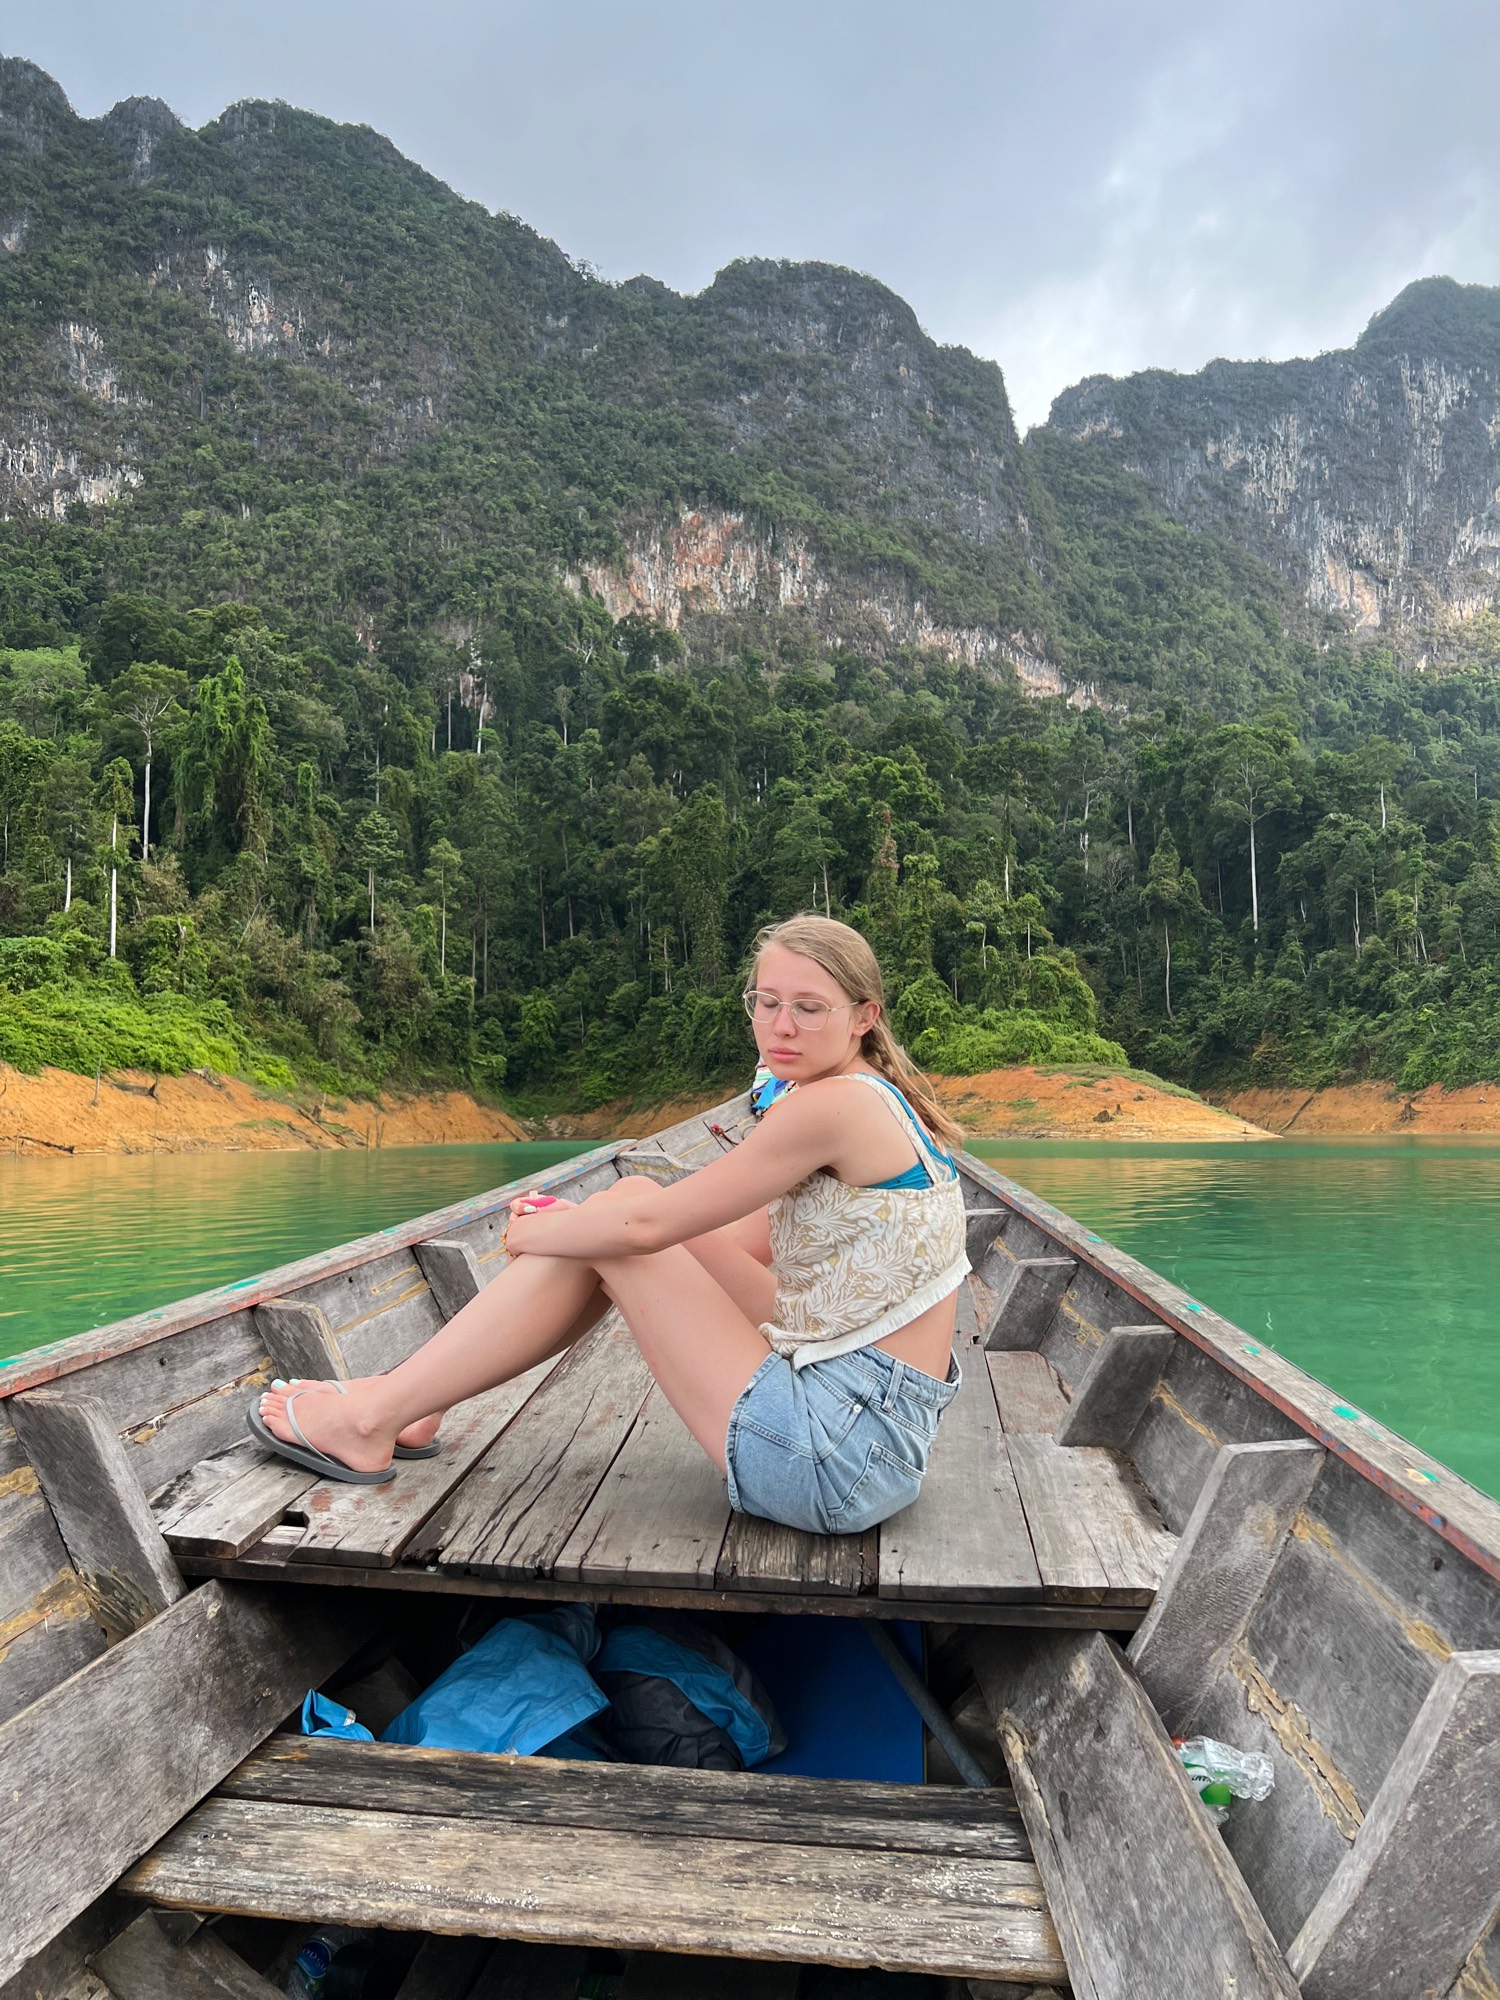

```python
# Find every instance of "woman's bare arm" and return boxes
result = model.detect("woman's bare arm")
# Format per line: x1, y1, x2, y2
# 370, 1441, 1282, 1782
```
503, 1080, 909, 1261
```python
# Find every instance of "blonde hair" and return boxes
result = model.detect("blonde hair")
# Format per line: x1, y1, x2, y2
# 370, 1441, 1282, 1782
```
749, 913, 965, 1150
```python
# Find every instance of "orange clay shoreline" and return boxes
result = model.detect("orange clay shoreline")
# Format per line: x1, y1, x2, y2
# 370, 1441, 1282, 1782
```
7, 1060, 1500, 1157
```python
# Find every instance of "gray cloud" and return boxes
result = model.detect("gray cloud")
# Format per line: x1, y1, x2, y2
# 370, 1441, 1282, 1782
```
9, 0, 1500, 426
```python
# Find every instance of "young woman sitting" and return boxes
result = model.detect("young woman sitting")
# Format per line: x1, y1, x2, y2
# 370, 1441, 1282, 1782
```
251, 914, 970, 1536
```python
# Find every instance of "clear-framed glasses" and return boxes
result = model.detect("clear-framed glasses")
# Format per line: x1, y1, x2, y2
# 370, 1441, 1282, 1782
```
742, 989, 854, 1030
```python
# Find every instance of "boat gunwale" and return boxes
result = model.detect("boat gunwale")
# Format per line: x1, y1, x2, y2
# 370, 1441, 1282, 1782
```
960, 1153, 1500, 1584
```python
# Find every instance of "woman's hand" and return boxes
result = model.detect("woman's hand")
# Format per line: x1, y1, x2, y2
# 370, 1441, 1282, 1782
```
501, 1190, 564, 1257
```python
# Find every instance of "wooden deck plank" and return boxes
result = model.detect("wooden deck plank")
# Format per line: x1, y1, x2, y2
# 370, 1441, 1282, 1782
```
554, 1386, 731, 1589
408, 1319, 652, 1578
0, 1581, 373, 1988
714, 1513, 875, 1594
987, 1350, 1069, 1434
93, 1909, 283, 2000
125, 1797, 1066, 1984
878, 1337, 1041, 1603
286, 1362, 560, 1569
1004, 1431, 1176, 1606
156, 1444, 318, 1562
222, 1736, 1032, 1858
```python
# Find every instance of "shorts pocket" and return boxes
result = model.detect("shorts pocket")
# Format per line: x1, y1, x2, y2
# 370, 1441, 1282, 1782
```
825, 1440, 926, 1535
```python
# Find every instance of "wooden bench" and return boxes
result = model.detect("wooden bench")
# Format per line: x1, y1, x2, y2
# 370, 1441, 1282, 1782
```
121, 1735, 1069, 1986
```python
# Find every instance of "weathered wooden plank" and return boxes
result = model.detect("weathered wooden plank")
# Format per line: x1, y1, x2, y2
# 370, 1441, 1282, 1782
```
411, 1319, 652, 1577
414, 1239, 485, 1319
1243, 1505, 1447, 1813
982, 1259, 1077, 1351
963, 1204, 1015, 1272
0, 1418, 108, 1727
619, 1952, 798, 2000
987, 1351, 1069, 1434
254, 1299, 347, 1380
223, 1734, 1032, 1859
1288, 1650, 1500, 2000
0, 1580, 374, 1988
126, 1797, 1065, 1983
1450, 1927, 1498, 2000
879, 1351, 1041, 1603
393, 1936, 496, 2000
287, 1364, 559, 1569
155, 1443, 317, 1562
1055, 1326, 1174, 1449
970, 1629, 1301, 2000
10, 1391, 184, 1642
555, 1386, 731, 1589
1127, 1336, 1307, 1533
714, 1512, 875, 1594
1004, 1432, 1175, 1606
1128, 1439, 1325, 1734
93, 1909, 283, 2000
1037, 1261, 1150, 1391
71, 1312, 273, 1500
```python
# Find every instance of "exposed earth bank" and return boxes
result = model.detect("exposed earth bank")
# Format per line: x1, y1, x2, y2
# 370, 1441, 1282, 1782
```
543, 1067, 1271, 1142
0, 1064, 526, 1155
1215, 1082, 1500, 1135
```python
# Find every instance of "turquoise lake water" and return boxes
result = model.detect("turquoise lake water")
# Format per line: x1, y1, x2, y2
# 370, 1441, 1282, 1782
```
1, 1135, 1495, 1497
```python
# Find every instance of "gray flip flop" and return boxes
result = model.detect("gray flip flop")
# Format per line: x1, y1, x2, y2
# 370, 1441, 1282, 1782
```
281, 1378, 442, 1459
247, 1390, 397, 1484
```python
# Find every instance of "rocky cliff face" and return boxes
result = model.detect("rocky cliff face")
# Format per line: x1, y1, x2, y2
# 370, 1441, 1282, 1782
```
1048, 279, 1500, 631
571, 506, 1088, 701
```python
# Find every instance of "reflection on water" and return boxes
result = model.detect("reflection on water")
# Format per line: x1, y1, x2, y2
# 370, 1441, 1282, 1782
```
2, 1133, 1495, 1499
969, 1137, 1500, 1499
0, 1143, 590, 1359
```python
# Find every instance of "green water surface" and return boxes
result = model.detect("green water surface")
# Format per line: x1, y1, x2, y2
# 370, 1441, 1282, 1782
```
1, 1136, 1495, 1498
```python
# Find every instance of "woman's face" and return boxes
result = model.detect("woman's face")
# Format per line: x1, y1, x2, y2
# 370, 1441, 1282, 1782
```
748, 942, 880, 1082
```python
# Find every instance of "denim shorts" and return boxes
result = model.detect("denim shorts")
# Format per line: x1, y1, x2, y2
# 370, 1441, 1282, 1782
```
724, 1344, 961, 1536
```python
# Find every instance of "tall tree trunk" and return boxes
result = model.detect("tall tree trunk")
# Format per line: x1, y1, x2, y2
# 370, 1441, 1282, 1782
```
142, 752, 153, 865
1248, 813, 1259, 933
1163, 921, 1173, 1021
109, 815, 118, 960
64, 856, 72, 912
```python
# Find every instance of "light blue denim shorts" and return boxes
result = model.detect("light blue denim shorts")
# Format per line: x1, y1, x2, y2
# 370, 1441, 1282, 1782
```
724, 1344, 961, 1536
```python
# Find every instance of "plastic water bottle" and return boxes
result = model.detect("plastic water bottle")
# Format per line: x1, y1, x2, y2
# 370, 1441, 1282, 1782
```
1175, 1736, 1275, 1824
286, 1929, 365, 1998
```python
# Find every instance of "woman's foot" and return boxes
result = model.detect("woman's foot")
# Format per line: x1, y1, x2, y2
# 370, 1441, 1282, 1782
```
256, 1378, 405, 1475
275, 1378, 443, 1453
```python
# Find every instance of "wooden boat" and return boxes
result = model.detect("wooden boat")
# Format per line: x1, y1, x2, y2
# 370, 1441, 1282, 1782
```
1, 1094, 1495, 2000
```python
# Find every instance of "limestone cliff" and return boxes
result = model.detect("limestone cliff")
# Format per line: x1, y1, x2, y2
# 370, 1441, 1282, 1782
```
1047, 278, 1500, 632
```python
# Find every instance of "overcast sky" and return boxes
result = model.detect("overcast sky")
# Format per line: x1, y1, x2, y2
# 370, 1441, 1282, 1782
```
8, 1, 1500, 429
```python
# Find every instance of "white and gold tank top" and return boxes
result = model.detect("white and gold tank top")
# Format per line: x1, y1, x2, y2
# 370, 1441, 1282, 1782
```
760, 1072, 969, 1369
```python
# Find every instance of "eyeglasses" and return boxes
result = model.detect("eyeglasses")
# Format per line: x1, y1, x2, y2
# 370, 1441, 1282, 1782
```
742, 990, 854, 1030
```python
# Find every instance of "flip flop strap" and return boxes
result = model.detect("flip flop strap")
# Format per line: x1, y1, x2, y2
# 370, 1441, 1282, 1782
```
282, 1391, 318, 1454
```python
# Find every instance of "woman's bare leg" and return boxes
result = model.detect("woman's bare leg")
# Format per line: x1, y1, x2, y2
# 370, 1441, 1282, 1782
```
259, 1192, 778, 1475
257, 1249, 607, 1472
